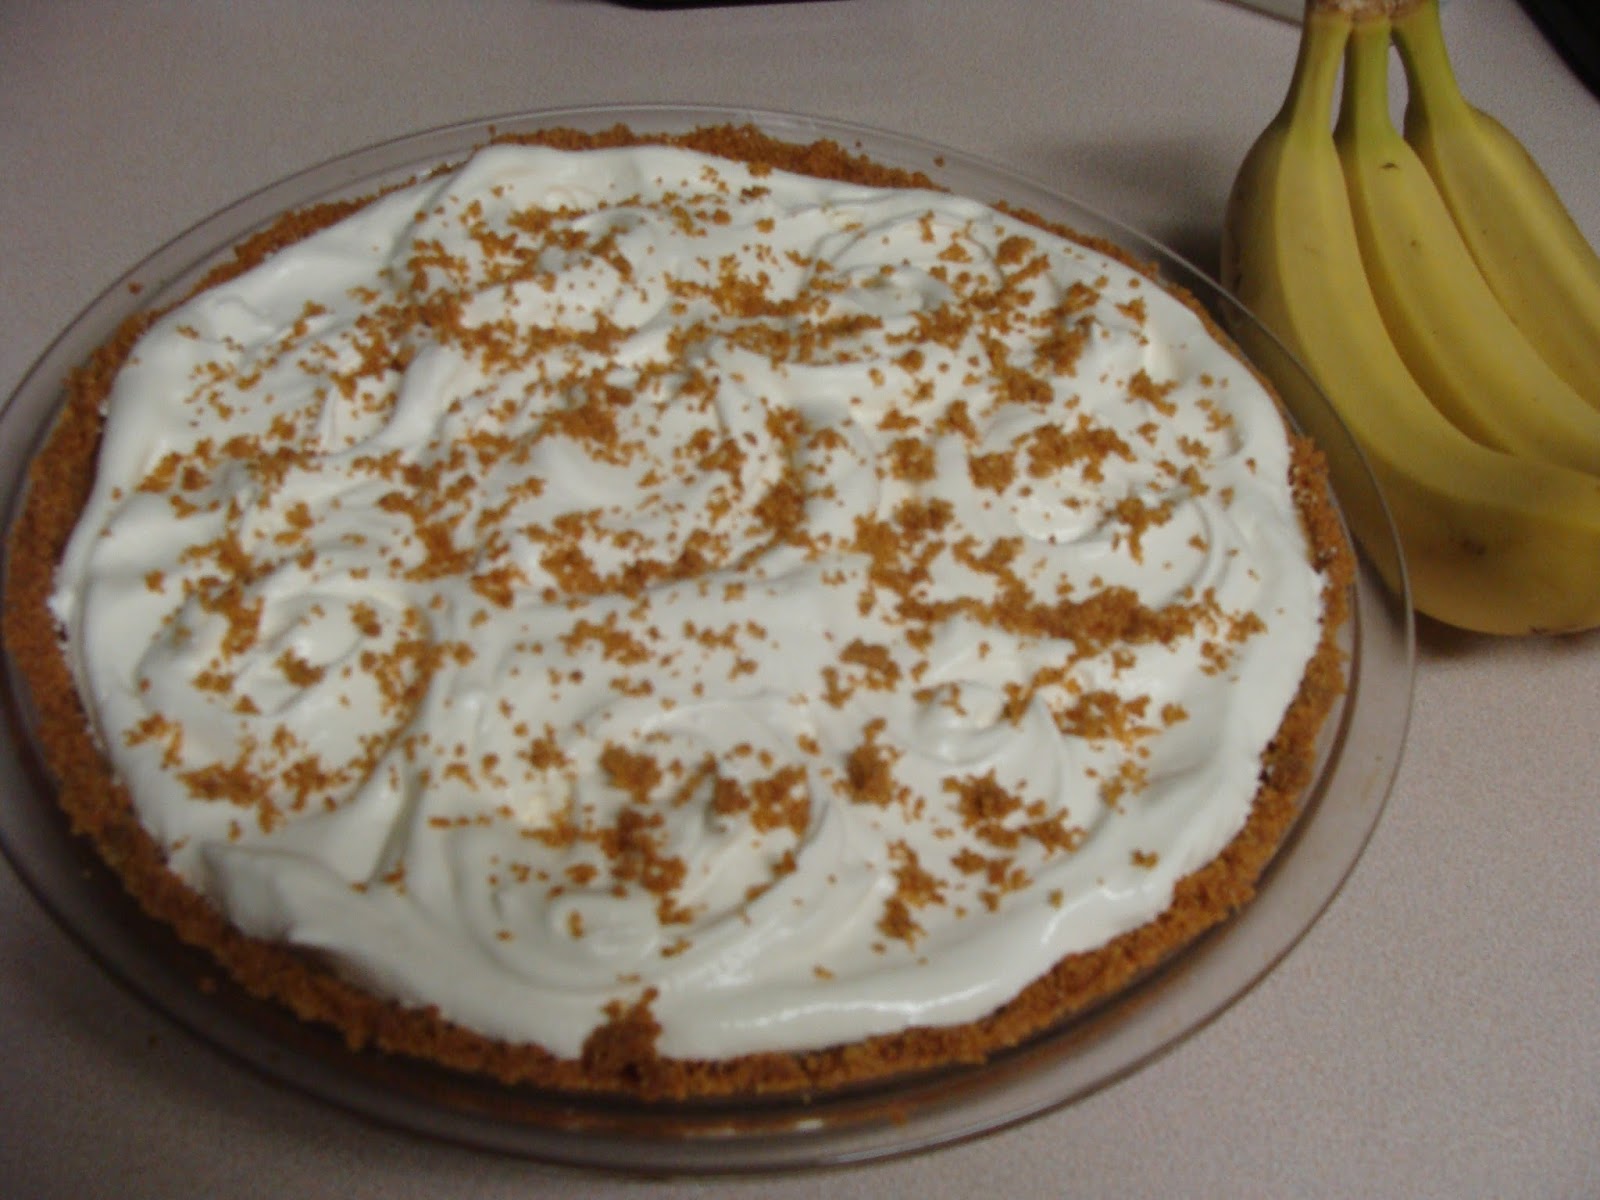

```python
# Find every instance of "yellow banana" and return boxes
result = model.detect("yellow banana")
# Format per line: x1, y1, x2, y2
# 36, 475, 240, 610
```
1221, 1, 1600, 635
1393, 0, 1600, 406
1334, 13, 1600, 475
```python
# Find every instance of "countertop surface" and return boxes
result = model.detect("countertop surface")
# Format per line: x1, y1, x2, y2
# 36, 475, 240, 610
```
2, 1, 1597, 1196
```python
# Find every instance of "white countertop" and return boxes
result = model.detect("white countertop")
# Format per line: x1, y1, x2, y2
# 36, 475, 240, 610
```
2, 1, 1597, 1195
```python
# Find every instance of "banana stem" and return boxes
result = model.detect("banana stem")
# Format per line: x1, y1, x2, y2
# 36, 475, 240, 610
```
1280, 5, 1351, 135
1391, 0, 1470, 124
1336, 13, 1397, 141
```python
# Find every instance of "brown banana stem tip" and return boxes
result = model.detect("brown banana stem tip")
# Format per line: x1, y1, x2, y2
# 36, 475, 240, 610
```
1306, 0, 1423, 18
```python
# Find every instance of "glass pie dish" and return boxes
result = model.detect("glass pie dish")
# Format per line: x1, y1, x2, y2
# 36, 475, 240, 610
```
0, 103, 1413, 1173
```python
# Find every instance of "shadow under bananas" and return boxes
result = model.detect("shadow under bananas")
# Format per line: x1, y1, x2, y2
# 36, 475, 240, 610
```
1415, 610, 1600, 661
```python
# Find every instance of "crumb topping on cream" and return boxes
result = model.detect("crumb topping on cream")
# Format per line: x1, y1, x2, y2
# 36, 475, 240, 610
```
51, 143, 1326, 1058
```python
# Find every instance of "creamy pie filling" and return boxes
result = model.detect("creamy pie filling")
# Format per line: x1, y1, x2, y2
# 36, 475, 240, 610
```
48, 142, 1329, 1060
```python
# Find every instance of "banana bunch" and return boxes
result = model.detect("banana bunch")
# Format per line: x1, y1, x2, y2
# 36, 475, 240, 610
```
1221, 0, 1600, 634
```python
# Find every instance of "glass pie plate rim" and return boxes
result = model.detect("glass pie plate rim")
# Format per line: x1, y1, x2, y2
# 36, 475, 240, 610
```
0, 102, 1414, 1175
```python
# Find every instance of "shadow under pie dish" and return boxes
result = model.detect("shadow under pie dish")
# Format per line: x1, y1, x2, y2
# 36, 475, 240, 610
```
0, 105, 1411, 1167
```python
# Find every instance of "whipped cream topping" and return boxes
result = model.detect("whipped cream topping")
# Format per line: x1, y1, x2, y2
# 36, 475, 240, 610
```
51, 142, 1329, 1059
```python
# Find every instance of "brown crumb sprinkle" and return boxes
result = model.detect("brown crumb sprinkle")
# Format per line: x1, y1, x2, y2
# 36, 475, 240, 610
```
0, 120, 1354, 1103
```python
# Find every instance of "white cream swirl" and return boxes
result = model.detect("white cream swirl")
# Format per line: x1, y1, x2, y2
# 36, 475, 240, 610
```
51, 142, 1330, 1059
